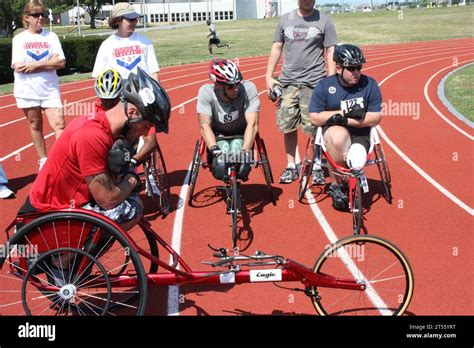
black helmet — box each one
[333,44,366,67]
[121,67,171,134]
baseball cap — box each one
[111,3,142,20]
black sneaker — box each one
[328,184,349,211]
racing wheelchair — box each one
[187,133,275,248]
[1,208,413,316]
[134,137,171,216]
[298,126,392,235]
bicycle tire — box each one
[374,144,392,203]
[351,178,363,236]
[231,176,239,248]
[187,140,202,206]
[298,137,316,202]
[145,145,171,216]
[258,138,275,204]
[310,235,414,316]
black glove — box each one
[210,145,222,158]
[108,137,132,176]
[326,113,348,127]
[344,104,366,120]
[124,171,142,193]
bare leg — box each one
[23,107,47,159]
[284,130,298,164]
[323,126,351,185]
[44,107,65,139]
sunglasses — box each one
[29,12,45,18]
[224,83,240,90]
[346,65,363,72]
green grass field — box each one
[1,6,472,94]
[444,63,474,122]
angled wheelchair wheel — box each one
[374,144,392,203]
[230,177,239,248]
[187,140,203,206]
[0,212,148,316]
[256,137,275,204]
[351,178,363,236]
[310,235,414,316]
[298,136,317,202]
[144,145,170,216]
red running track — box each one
[0,38,472,315]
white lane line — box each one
[0,96,97,128]
[167,163,192,316]
[424,60,474,139]
[0,132,55,162]
[377,54,474,215]
[376,125,473,215]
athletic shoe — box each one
[38,157,47,171]
[279,167,299,184]
[0,185,15,199]
[312,169,325,185]
[328,184,349,211]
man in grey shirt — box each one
[265,0,337,184]
[197,59,259,181]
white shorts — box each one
[16,97,63,109]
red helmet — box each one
[209,59,242,85]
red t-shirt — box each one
[30,109,114,210]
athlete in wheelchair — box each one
[308,44,384,211]
[95,68,171,215]
[10,68,170,292]
[188,59,275,246]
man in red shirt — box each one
[19,67,170,231]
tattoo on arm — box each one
[93,172,115,190]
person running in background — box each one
[11,0,66,171]
[92,2,161,167]
[206,19,230,55]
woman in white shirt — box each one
[92,2,161,165]
[11,0,66,170]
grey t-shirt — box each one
[197,80,260,136]
[274,9,337,87]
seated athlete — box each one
[309,44,383,211]
[197,59,259,182]
[19,67,171,230]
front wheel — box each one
[310,235,414,316]
[351,178,363,236]
[144,145,170,216]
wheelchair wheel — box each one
[144,145,170,216]
[22,248,111,316]
[374,144,392,203]
[0,212,148,316]
[310,235,414,316]
[257,137,275,204]
[298,137,316,202]
[230,176,239,248]
[187,140,202,206]
[351,178,363,236]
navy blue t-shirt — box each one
[309,74,382,115]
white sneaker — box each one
[0,185,15,199]
[38,157,47,171]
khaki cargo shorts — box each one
[276,85,315,135]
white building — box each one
[67,0,301,25]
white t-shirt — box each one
[209,24,218,39]
[11,29,65,99]
[92,32,160,79]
